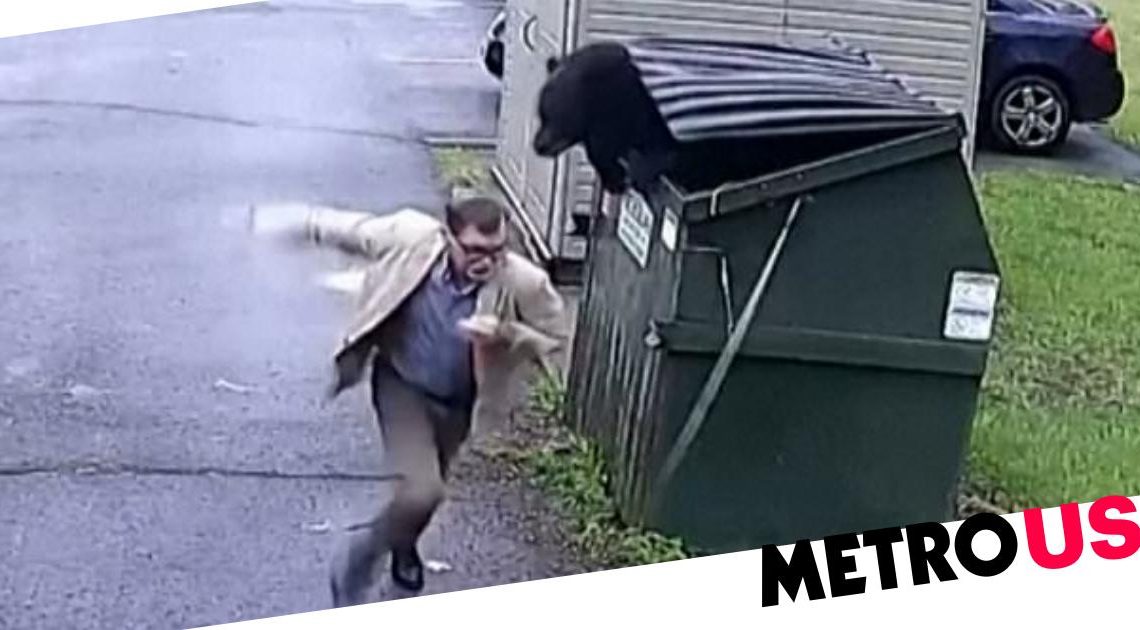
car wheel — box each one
[989,74,1072,155]
[483,41,504,80]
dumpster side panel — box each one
[568,200,631,452]
[566,190,678,519]
[651,354,981,553]
[633,138,997,552]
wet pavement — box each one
[0,2,582,628]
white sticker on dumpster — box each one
[618,192,654,268]
[943,271,1000,342]
[660,208,679,252]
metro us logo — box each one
[761,495,1140,607]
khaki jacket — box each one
[298,205,568,435]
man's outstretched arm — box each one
[248,202,432,259]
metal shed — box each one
[491,0,987,274]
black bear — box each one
[531,42,676,194]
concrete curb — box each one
[424,136,498,151]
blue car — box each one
[481,1,1126,154]
[982,0,1125,154]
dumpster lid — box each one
[625,36,958,143]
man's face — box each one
[448,222,507,283]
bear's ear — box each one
[545,56,561,74]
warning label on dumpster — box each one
[618,191,654,268]
[943,271,1000,342]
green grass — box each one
[520,372,690,568]
[433,147,492,191]
[971,171,1140,510]
[1098,0,1140,145]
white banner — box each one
[0,1,263,39]
[193,495,1140,629]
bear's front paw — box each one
[629,170,657,194]
[598,169,630,195]
[601,179,629,195]
[628,153,670,193]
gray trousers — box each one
[350,360,472,555]
[374,359,471,549]
[331,358,475,603]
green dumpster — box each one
[564,37,1001,554]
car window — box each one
[987,0,1014,12]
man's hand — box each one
[458,315,509,347]
[247,202,317,245]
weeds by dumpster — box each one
[434,147,492,192]
[508,372,690,569]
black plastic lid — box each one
[625,35,960,143]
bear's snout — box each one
[532,129,574,158]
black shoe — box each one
[390,546,424,592]
[329,535,379,607]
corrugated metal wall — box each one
[495,0,985,264]
[494,0,569,259]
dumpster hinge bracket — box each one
[719,256,735,334]
[654,194,808,502]
[680,244,736,335]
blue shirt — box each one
[383,255,479,407]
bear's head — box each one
[531,43,633,159]
[532,55,585,158]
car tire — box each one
[989,74,1072,155]
[483,41,504,80]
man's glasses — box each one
[450,234,506,260]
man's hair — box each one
[445,197,506,236]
